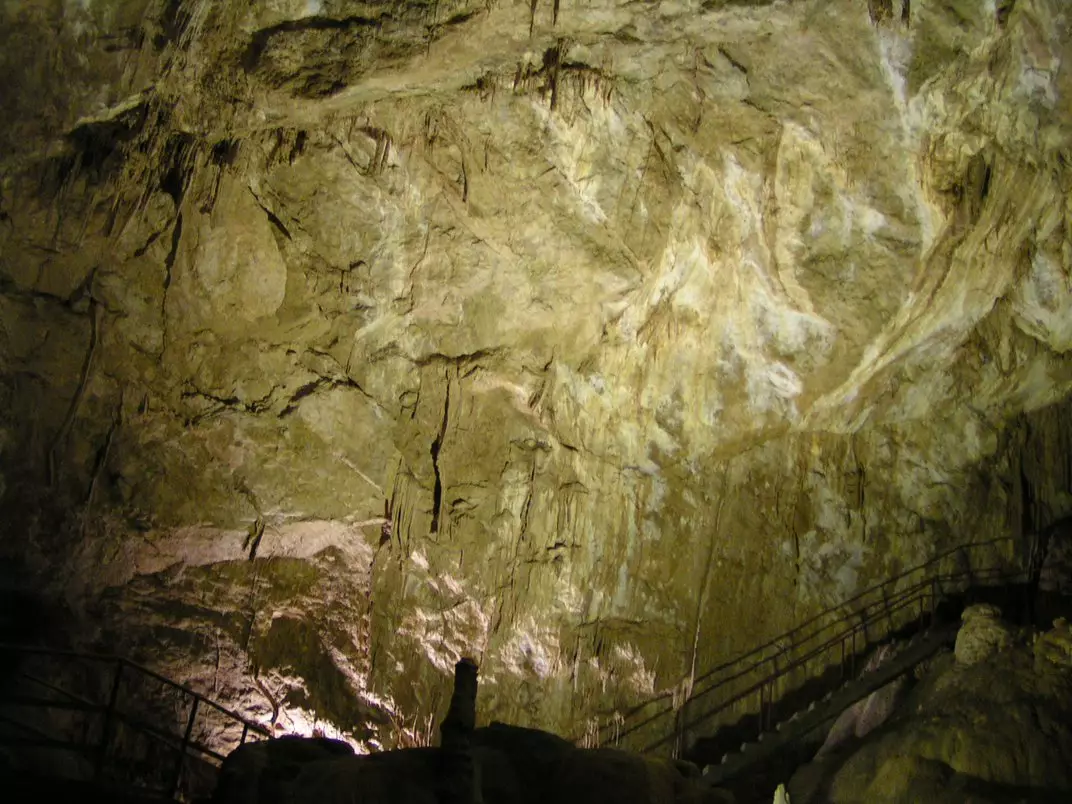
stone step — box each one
[701,623,958,789]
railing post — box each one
[764,680,774,732]
[171,695,201,799]
[930,577,937,624]
[673,703,684,759]
[94,659,124,781]
[757,683,765,736]
[240,722,249,746]
[849,628,856,677]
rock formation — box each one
[1,0,1072,751]
[789,618,1072,803]
[953,603,1014,666]
[1034,616,1072,673]
[815,643,906,759]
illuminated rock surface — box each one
[1,0,1072,753]
[789,616,1072,803]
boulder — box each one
[953,604,1013,666]
[212,736,354,804]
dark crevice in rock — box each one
[179,381,277,424]
[718,45,749,74]
[413,348,501,368]
[279,372,377,417]
[956,153,992,228]
[160,134,197,206]
[163,212,182,291]
[181,388,241,407]
[132,225,166,258]
[430,379,450,534]
[518,457,537,543]
[997,0,1016,28]
[200,138,240,213]
[250,190,292,241]
[211,138,241,168]
[280,378,330,416]
[291,131,307,164]
[442,9,480,28]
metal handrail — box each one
[0,646,268,734]
[0,644,273,798]
[644,574,951,754]
[605,577,935,753]
[587,536,1022,753]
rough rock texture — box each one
[954,603,1015,666]
[789,620,1072,803]
[1034,617,1072,672]
[2,0,1072,750]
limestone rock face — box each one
[2,0,1072,750]
[954,604,1014,666]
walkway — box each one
[587,537,1025,777]
[699,621,959,788]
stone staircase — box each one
[698,621,959,788]
[588,537,1028,790]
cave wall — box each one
[1,0,1072,749]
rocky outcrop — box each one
[212,726,736,804]
[2,0,1072,751]
[789,618,1072,803]
[953,604,1014,666]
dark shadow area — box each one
[0,560,64,689]
[0,640,261,803]
[0,771,179,803]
